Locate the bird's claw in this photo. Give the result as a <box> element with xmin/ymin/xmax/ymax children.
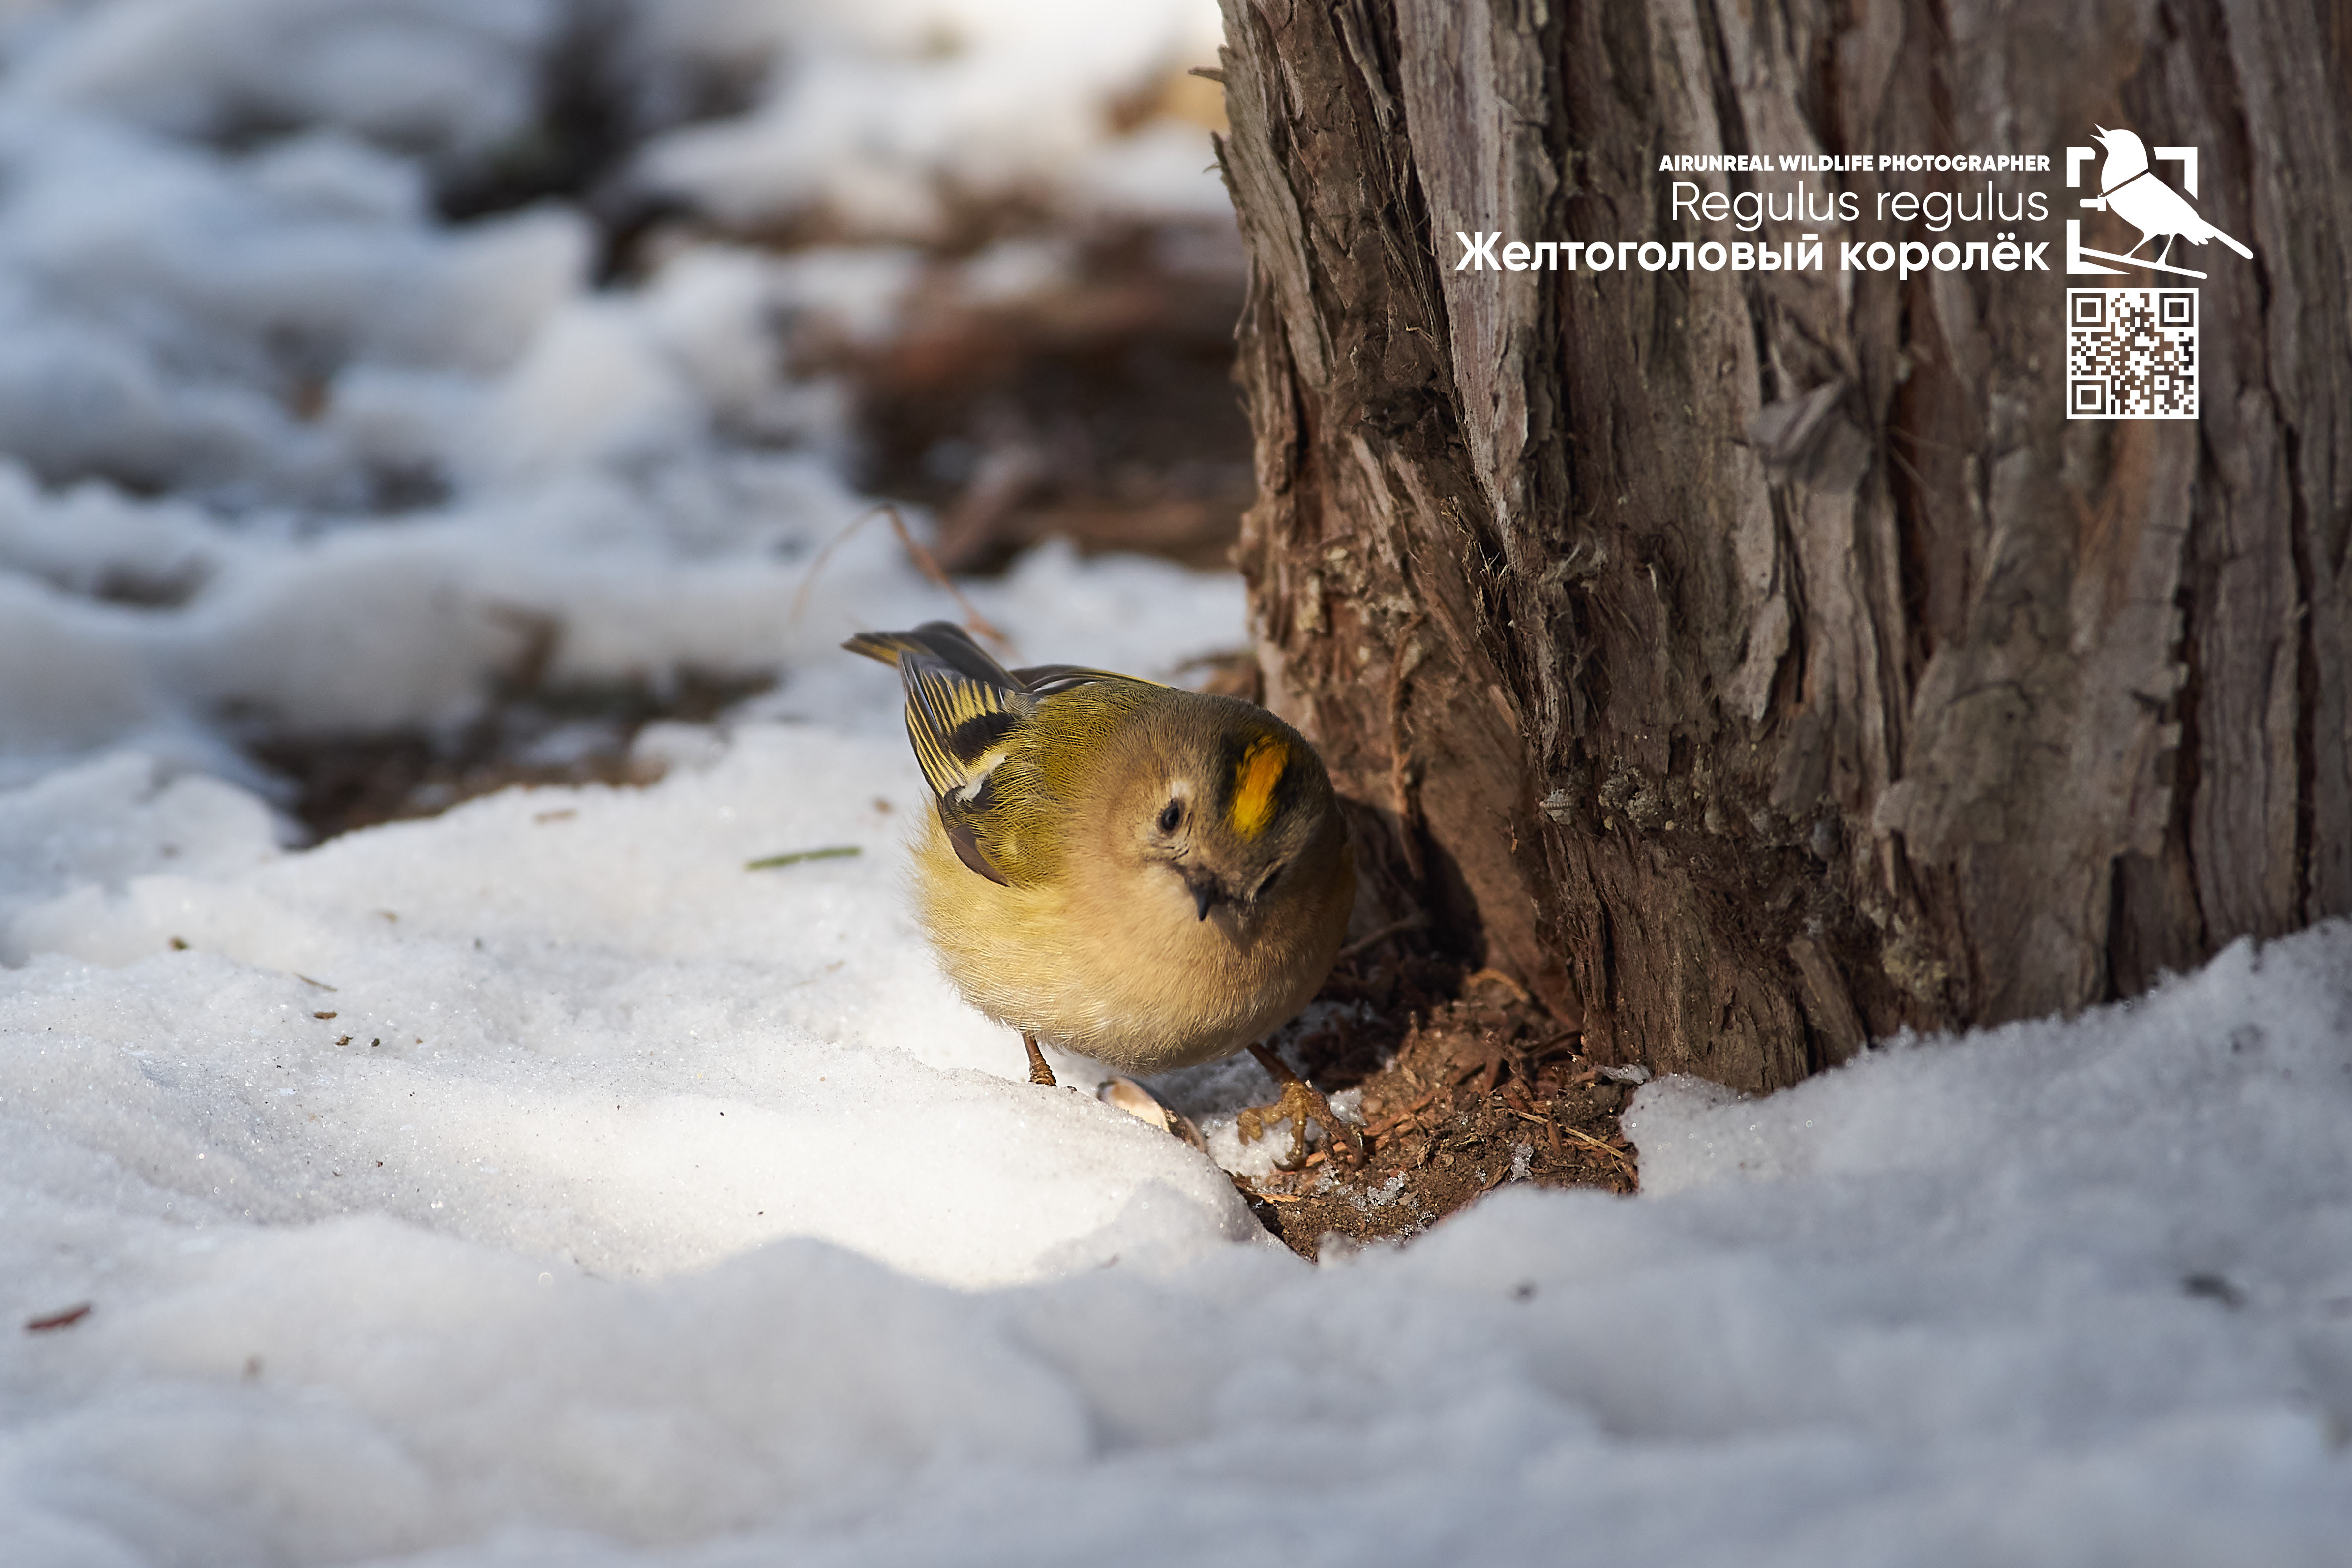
<box><xmin>1239</xmin><ymin>1043</ymin><xmax>1365</xmax><ymax>1169</ymax></box>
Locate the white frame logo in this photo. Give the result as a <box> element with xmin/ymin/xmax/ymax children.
<box><xmin>2062</xmin><ymin>127</ymin><xmax>2249</xmax><ymax>421</ymax></box>
<box><xmin>2065</xmin><ymin>129</ymin><xmax>2249</xmax><ymax>279</ymax></box>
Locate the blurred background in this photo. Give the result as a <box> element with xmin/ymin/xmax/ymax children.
<box><xmin>0</xmin><ymin>0</ymin><xmax>1248</xmax><ymax>833</ymax></box>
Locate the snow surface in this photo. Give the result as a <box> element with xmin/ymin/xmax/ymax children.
<box><xmin>3</xmin><ymin>2</ymin><xmax>2351</xmax><ymax>1564</ymax></box>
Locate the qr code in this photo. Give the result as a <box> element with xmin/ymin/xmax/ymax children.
<box><xmin>2067</xmin><ymin>289</ymin><xmax>2197</xmax><ymax>420</ymax></box>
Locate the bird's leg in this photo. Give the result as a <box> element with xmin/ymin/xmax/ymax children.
<box><xmin>2155</xmin><ymin>232</ymin><xmax>2176</xmax><ymax>266</ymax></box>
<box><xmin>1239</xmin><ymin>1043</ymin><xmax>1365</xmax><ymax>1169</ymax></box>
<box><xmin>1023</xmin><ymin>1032</ymin><xmax>1058</xmax><ymax>1087</ymax></box>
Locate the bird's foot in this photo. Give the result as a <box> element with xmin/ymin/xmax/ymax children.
<box><xmin>1238</xmin><ymin>1043</ymin><xmax>1364</xmax><ymax>1169</ymax></box>
<box><xmin>1023</xmin><ymin>1032</ymin><xmax>1058</xmax><ymax>1087</ymax></box>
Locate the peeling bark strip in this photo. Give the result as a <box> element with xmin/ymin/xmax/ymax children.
<box><xmin>1215</xmin><ymin>0</ymin><xmax>2351</xmax><ymax>1089</ymax></box>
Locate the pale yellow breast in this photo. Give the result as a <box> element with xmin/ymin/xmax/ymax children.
<box><xmin>908</xmin><ymin>811</ymin><xmax>1352</xmax><ymax>1075</ymax></box>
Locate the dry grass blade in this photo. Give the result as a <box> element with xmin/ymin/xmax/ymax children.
<box><xmin>1559</xmin><ymin>1123</ymin><xmax>1636</xmax><ymax>1171</ymax></box>
<box><xmin>789</xmin><ymin>503</ymin><xmax>1012</xmax><ymax>651</ymax></box>
<box><xmin>746</xmin><ymin>845</ymin><xmax>863</xmax><ymax>871</ymax></box>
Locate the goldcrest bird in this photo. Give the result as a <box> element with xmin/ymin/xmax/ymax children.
<box><xmin>845</xmin><ymin>621</ymin><xmax>1361</xmax><ymax>1161</ymax></box>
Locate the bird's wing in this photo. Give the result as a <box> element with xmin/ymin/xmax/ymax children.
<box><xmin>845</xmin><ymin>623</ymin><xmax>1045</xmax><ymax>885</ymax></box>
<box><xmin>927</xmin><ymin>670</ymin><xmax>1165</xmax><ymax>889</ymax></box>
<box><xmin>846</xmin><ymin>627</ymin><xmax>1175</xmax><ymax>889</ymax></box>
<box><xmin>1008</xmin><ymin>663</ymin><xmax>1154</xmax><ymax>694</ymax></box>
<box><xmin>894</xmin><ymin>651</ymin><xmax>1031</xmax><ymax>806</ymax></box>
<box><xmin>843</xmin><ymin>621</ymin><xmax>1034</xmax><ymax>800</ymax></box>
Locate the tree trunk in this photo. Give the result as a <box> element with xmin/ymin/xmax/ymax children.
<box><xmin>1213</xmin><ymin>0</ymin><xmax>2351</xmax><ymax>1090</ymax></box>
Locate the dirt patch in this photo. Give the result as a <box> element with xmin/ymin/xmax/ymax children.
<box><xmin>1227</xmin><ymin>962</ymin><xmax>1638</xmax><ymax>1260</ymax></box>
<box><xmin>824</xmin><ymin>223</ymin><xmax>1254</xmax><ymax>575</ymax></box>
<box><xmin>251</xmin><ymin>667</ymin><xmax>771</xmax><ymax>842</ymax></box>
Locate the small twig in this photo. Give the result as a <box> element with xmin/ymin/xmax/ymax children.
<box><xmin>1336</xmin><ymin>910</ymin><xmax>1430</xmax><ymax>963</ymax></box>
<box><xmin>746</xmin><ymin>845</ymin><xmax>862</xmax><ymax>871</ymax></box>
<box><xmin>880</xmin><ymin>505</ymin><xmax>1010</xmax><ymax>648</ymax></box>
<box><xmin>294</xmin><ymin>974</ymin><xmax>338</xmax><ymax>992</ymax></box>
<box><xmin>1187</xmin><ymin>65</ymin><xmax>1226</xmax><ymax>83</ymax></box>
<box><xmin>788</xmin><ymin>502</ymin><xmax>1011</xmax><ymax>650</ymax></box>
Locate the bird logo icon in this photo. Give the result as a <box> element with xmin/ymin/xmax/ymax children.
<box><xmin>2069</xmin><ymin>126</ymin><xmax>2251</xmax><ymax>278</ymax></box>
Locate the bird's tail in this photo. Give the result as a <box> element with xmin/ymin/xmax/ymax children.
<box><xmin>2215</xmin><ymin>228</ymin><xmax>2254</xmax><ymax>259</ymax></box>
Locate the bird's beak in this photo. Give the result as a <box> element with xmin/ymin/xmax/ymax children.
<box><xmin>1181</xmin><ymin>868</ymin><xmax>1226</xmax><ymax>921</ymax></box>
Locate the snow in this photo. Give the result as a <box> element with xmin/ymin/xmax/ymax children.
<box><xmin>12</xmin><ymin>916</ymin><xmax>2352</xmax><ymax>1565</ymax></box>
<box><xmin>632</xmin><ymin>0</ymin><xmax>1228</xmax><ymax>237</ymax></box>
<box><xmin>3</xmin><ymin>1</ymin><xmax>2350</xmax><ymax>1564</ymax></box>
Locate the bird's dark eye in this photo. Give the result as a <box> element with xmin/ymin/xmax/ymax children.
<box><xmin>1157</xmin><ymin>800</ymin><xmax>1182</xmax><ymax>834</ymax></box>
<box><xmin>1256</xmin><ymin>864</ymin><xmax>1283</xmax><ymax>898</ymax></box>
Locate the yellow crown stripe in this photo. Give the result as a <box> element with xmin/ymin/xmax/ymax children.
<box><xmin>1229</xmin><ymin>735</ymin><xmax>1289</xmax><ymax>838</ymax></box>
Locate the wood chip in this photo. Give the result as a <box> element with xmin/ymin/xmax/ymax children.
<box><xmin>1462</xmin><ymin>966</ymin><xmax>1532</xmax><ymax>1004</ymax></box>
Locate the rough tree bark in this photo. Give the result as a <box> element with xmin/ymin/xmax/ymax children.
<box><xmin>1213</xmin><ymin>0</ymin><xmax>2351</xmax><ymax>1090</ymax></box>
